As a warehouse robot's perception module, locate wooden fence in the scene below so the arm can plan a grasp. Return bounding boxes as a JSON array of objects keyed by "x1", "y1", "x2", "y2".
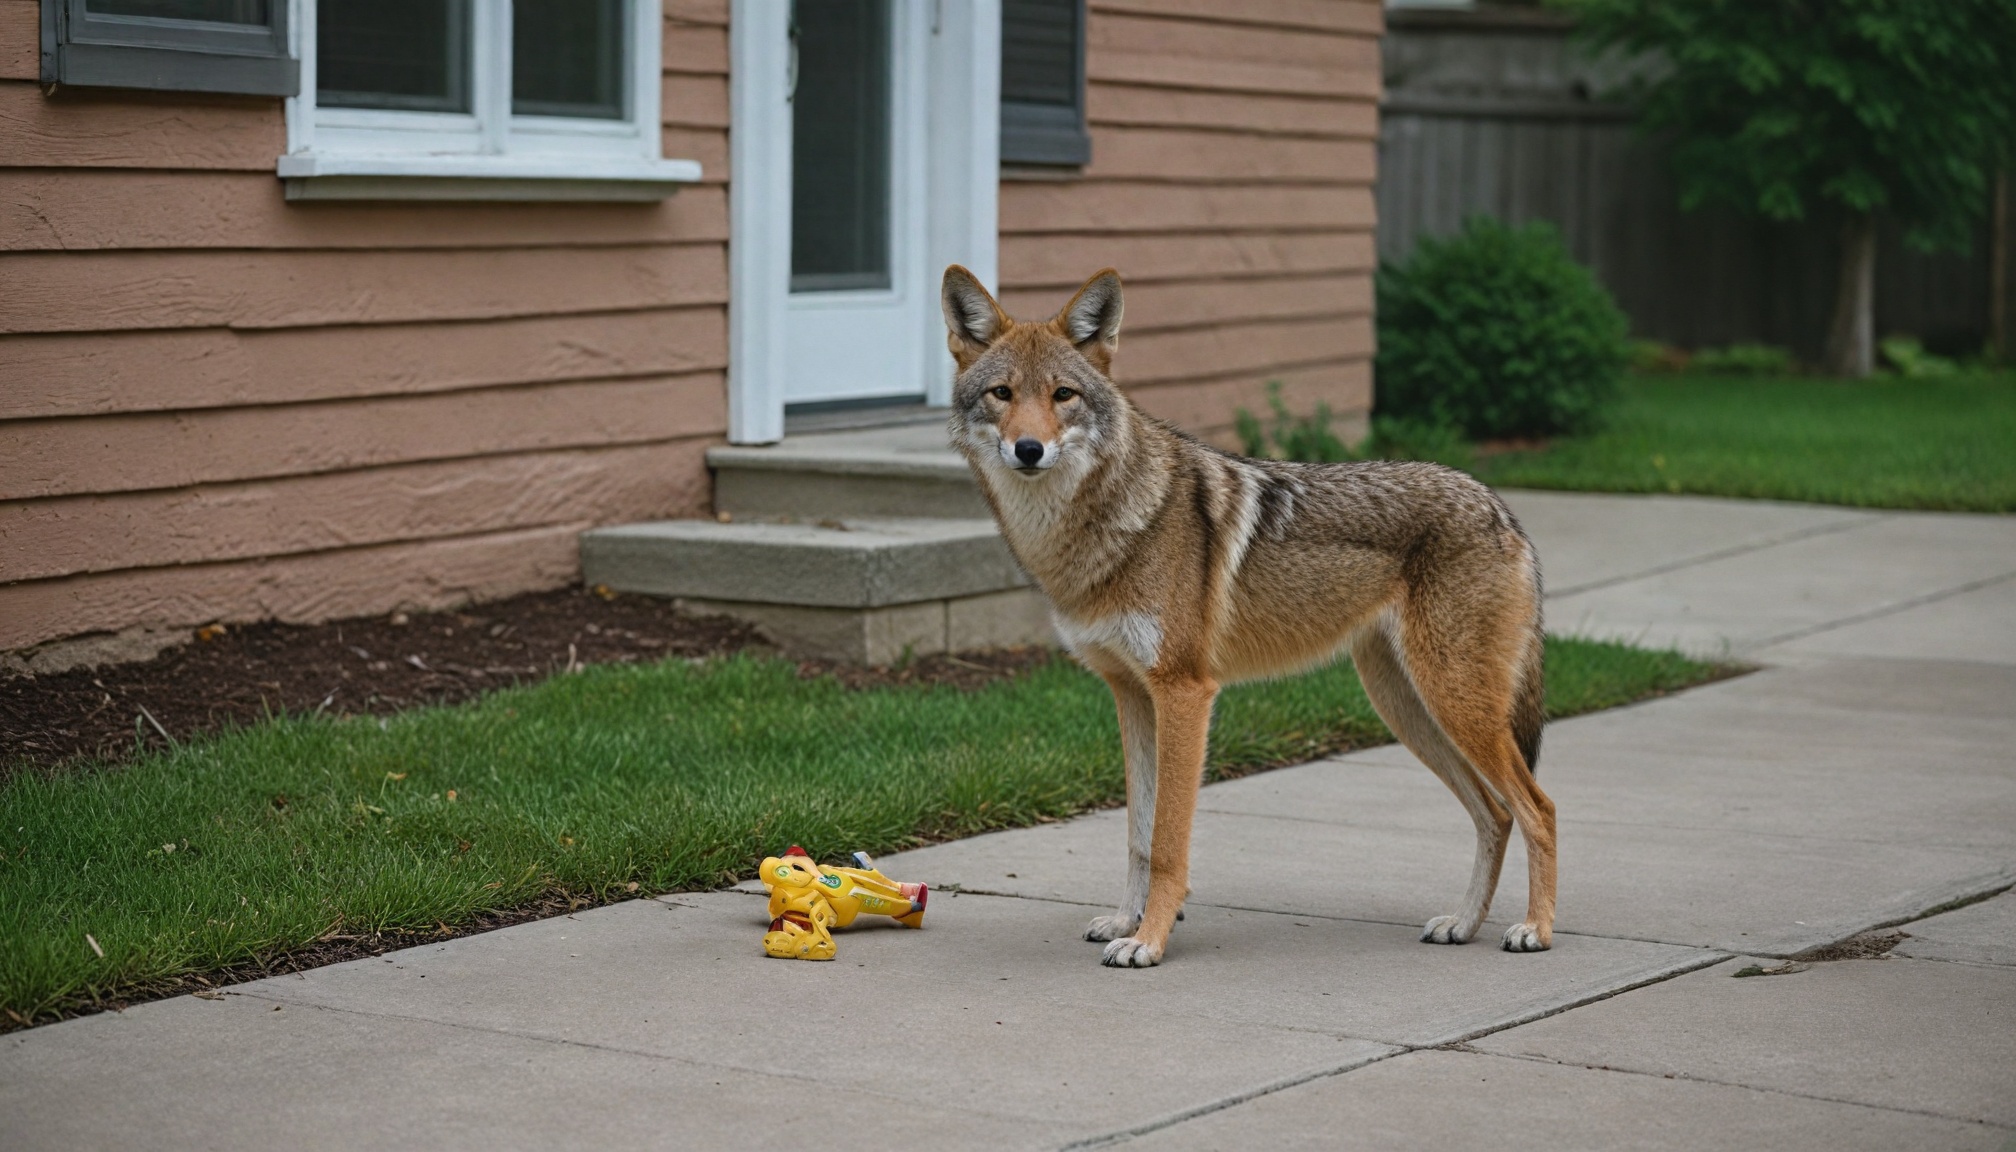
[{"x1": 1378, "y1": 6, "x2": 2006, "y2": 361}]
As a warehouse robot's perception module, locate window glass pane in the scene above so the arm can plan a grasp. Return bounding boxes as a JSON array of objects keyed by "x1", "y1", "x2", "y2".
[
  {"x1": 790, "y1": 0, "x2": 891, "y2": 293},
  {"x1": 513, "y1": 0, "x2": 625, "y2": 120},
  {"x1": 318, "y1": 0, "x2": 469, "y2": 113},
  {"x1": 89, "y1": 0, "x2": 268, "y2": 22},
  {"x1": 1002, "y1": 0, "x2": 1077, "y2": 108}
]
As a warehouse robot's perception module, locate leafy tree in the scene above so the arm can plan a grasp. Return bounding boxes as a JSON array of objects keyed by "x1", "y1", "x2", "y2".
[{"x1": 1554, "y1": 0, "x2": 2016, "y2": 375}]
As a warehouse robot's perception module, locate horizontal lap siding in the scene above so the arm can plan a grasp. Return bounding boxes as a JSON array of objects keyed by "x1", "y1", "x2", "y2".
[
  {"x1": 0, "y1": 5, "x2": 731, "y2": 652},
  {"x1": 999, "y1": 0, "x2": 1382, "y2": 444}
]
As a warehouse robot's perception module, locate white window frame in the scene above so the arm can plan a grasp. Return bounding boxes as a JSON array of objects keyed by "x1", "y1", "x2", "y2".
[{"x1": 278, "y1": 0, "x2": 700, "y2": 201}]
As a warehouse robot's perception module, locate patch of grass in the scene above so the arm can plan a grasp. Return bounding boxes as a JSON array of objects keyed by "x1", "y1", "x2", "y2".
[
  {"x1": 1460, "y1": 372, "x2": 2016, "y2": 512},
  {"x1": 0, "y1": 637, "x2": 1725, "y2": 1026}
]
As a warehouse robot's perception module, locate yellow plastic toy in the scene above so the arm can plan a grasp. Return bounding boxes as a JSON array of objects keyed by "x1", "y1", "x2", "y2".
[{"x1": 758, "y1": 846, "x2": 927, "y2": 961}]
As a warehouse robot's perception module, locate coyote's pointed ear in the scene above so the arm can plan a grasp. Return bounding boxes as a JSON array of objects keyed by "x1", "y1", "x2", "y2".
[
  {"x1": 1056, "y1": 268, "x2": 1123, "y2": 375},
  {"x1": 942, "y1": 264, "x2": 1010, "y2": 372}
]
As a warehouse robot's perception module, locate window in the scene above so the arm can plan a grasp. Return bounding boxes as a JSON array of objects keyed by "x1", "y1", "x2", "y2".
[
  {"x1": 40, "y1": 0, "x2": 296, "y2": 95},
  {"x1": 790, "y1": 0, "x2": 892, "y2": 292},
  {"x1": 999, "y1": 0, "x2": 1089, "y2": 167},
  {"x1": 278, "y1": 0, "x2": 700, "y2": 201}
]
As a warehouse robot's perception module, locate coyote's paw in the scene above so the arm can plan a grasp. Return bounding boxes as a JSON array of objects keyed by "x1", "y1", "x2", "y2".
[
  {"x1": 1501, "y1": 922, "x2": 1551, "y2": 952},
  {"x1": 1084, "y1": 913, "x2": 1141, "y2": 942},
  {"x1": 1420, "y1": 914, "x2": 1475, "y2": 945},
  {"x1": 1100, "y1": 937, "x2": 1163, "y2": 968}
]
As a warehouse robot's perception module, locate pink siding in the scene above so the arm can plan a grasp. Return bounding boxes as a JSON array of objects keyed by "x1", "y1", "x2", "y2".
[
  {"x1": 999, "y1": 0, "x2": 1382, "y2": 443},
  {"x1": 0, "y1": 0, "x2": 731, "y2": 651}
]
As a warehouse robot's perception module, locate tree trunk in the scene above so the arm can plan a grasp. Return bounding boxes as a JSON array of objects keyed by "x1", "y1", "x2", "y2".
[
  {"x1": 1993, "y1": 172, "x2": 2012, "y2": 364},
  {"x1": 1824, "y1": 212, "x2": 1877, "y2": 377}
]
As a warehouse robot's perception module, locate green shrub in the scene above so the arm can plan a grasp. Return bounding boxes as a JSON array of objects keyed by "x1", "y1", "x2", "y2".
[
  {"x1": 1879, "y1": 336, "x2": 1959, "y2": 378},
  {"x1": 1376, "y1": 217, "x2": 1629, "y2": 439},
  {"x1": 1361, "y1": 417, "x2": 1474, "y2": 472},
  {"x1": 1691, "y1": 342, "x2": 1796, "y2": 376},
  {"x1": 1235, "y1": 381, "x2": 1354, "y2": 462},
  {"x1": 1235, "y1": 383, "x2": 1475, "y2": 472},
  {"x1": 1629, "y1": 339, "x2": 1689, "y2": 374}
]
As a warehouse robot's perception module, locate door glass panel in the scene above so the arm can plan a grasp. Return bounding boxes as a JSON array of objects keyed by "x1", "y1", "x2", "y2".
[
  {"x1": 89, "y1": 0, "x2": 267, "y2": 22},
  {"x1": 513, "y1": 0, "x2": 626, "y2": 120},
  {"x1": 318, "y1": 0, "x2": 470, "y2": 113},
  {"x1": 790, "y1": 0, "x2": 891, "y2": 293}
]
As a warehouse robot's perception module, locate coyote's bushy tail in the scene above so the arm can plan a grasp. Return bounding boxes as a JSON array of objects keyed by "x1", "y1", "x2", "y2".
[
  {"x1": 1513, "y1": 642, "x2": 1544, "y2": 776},
  {"x1": 1512, "y1": 604, "x2": 1546, "y2": 776}
]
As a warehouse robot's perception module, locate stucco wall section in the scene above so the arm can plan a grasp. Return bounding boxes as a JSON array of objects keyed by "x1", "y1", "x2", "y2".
[
  {"x1": 0, "y1": 0, "x2": 730, "y2": 652},
  {"x1": 997, "y1": 0, "x2": 1382, "y2": 443}
]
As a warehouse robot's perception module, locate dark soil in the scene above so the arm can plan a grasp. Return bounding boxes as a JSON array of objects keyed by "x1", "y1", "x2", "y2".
[
  {"x1": 1, "y1": 586, "x2": 1057, "y2": 774},
  {"x1": 1793, "y1": 930, "x2": 1910, "y2": 963}
]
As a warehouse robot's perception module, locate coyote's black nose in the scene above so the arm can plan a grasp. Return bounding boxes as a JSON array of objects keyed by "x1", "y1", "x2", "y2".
[{"x1": 1013, "y1": 438, "x2": 1045, "y2": 466}]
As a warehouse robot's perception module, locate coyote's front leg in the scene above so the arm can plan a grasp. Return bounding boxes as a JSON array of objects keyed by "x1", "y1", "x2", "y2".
[
  {"x1": 1102, "y1": 675, "x2": 1217, "y2": 968},
  {"x1": 1086, "y1": 673, "x2": 1156, "y2": 942}
]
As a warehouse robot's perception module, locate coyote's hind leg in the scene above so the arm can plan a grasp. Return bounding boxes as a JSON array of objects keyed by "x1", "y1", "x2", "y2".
[
  {"x1": 1392, "y1": 613, "x2": 1556, "y2": 952},
  {"x1": 1351, "y1": 625, "x2": 1511, "y2": 944}
]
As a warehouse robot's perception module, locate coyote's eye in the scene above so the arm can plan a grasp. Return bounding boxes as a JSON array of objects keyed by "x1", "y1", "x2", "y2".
[
  {"x1": 990, "y1": 386, "x2": 1012, "y2": 401},
  {"x1": 1052, "y1": 387, "x2": 1076, "y2": 403}
]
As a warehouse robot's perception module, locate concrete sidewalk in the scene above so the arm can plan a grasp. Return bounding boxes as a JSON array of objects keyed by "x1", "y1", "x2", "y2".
[{"x1": 5, "y1": 493, "x2": 2014, "y2": 1151}]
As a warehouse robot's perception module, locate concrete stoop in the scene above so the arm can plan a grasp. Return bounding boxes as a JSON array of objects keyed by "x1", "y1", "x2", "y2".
[{"x1": 580, "y1": 425, "x2": 1054, "y2": 664}]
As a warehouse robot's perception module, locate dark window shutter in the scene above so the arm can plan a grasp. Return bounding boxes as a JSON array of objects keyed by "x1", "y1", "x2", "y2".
[
  {"x1": 1000, "y1": 0, "x2": 1089, "y2": 167},
  {"x1": 41, "y1": 0, "x2": 296, "y2": 95}
]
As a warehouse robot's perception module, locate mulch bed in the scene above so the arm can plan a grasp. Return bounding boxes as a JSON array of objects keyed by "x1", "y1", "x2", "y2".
[{"x1": 1, "y1": 585, "x2": 1056, "y2": 775}]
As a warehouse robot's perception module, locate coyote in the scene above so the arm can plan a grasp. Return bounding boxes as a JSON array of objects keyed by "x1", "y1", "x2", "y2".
[{"x1": 940, "y1": 265, "x2": 1556, "y2": 968}]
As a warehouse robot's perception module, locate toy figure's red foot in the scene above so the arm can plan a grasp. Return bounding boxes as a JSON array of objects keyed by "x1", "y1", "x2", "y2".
[{"x1": 895, "y1": 882, "x2": 928, "y2": 929}]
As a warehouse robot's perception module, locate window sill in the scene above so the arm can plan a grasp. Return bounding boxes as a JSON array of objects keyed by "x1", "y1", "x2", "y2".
[{"x1": 275, "y1": 154, "x2": 705, "y2": 202}]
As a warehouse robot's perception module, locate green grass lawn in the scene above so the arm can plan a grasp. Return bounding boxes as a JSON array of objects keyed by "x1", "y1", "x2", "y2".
[
  {"x1": 0, "y1": 638, "x2": 1724, "y2": 1027},
  {"x1": 1465, "y1": 372, "x2": 2016, "y2": 512}
]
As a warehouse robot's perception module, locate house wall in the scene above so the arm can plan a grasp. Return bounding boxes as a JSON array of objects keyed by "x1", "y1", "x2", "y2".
[
  {"x1": 0, "y1": 0, "x2": 732, "y2": 655},
  {"x1": 996, "y1": 0, "x2": 1383, "y2": 445},
  {"x1": 1, "y1": 0, "x2": 1384, "y2": 659}
]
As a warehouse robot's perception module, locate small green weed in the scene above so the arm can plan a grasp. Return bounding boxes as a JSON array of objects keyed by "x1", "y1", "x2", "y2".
[{"x1": 1690, "y1": 343, "x2": 1797, "y2": 376}]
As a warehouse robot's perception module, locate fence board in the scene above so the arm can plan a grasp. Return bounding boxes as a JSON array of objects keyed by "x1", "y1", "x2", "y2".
[{"x1": 1379, "y1": 15, "x2": 1992, "y2": 358}]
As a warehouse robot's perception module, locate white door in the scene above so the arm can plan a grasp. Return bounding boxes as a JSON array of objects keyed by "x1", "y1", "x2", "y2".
[
  {"x1": 728, "y1": 0, "x2": 1000, "y2": 443},
  {"x1": 782, "y1": 0, "x2": 928, "y2": 408}
]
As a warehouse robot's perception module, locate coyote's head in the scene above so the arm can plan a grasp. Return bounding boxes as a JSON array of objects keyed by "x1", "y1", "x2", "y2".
[{"x1": 941, "y1": 265, "x2": 1125, "y2": 480}]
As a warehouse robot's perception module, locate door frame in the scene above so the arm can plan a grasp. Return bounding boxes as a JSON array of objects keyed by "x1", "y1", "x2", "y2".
[{"x1": 727, "y1": 0, "x2": 1000, "y2": 444}]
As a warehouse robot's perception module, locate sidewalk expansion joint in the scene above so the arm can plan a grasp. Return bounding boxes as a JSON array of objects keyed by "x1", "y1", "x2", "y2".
[
  {"x1": 1545, "y1": 514, "x2": 1886, "y2": 600},
  {"x1": 1056, "y1": 950, "x2": 1732, "y2": 1150},
  {"x1": 1193, "y1": 803, "x2": 1938, "y2": 854},
  {"x1": 1749, "y1": 568, "x2": 2016, "y2": 653},
  {"x1": 223, "y1": 990, "x2": 1042, "y2": 1127},
  {"x1": 944, "y1": 884, "x2": 1752, "y2": 953},
  {"x1": 1479, "y1": 1048, "x2": 2015, "y2": 1130}
]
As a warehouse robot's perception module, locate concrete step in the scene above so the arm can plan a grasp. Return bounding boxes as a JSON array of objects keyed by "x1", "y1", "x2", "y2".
[
  {"x1": 707, "y1": 423, "x2": 987, "y2": 520},
  {"x1": 580, "y1": 516, "x2": 1049, "y2": 664},
  {"x1": 582, "y1": 517, "x2": 1022, "y2": 608}
]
